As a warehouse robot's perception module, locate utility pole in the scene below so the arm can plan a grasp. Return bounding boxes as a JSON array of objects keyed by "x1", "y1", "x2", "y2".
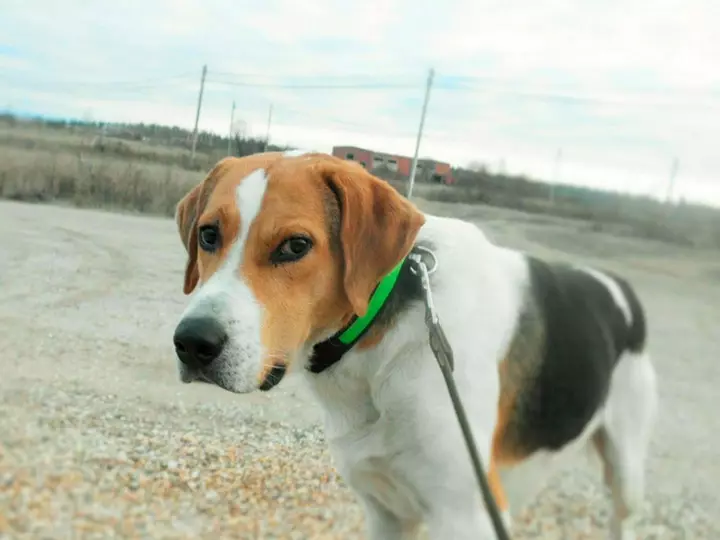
[
  {"x1": 407, "y1": 68, "x2": 435, "y2": 199},
  {"x1": 98, "y1": 122, "x2": 107, "y2": 146},
  {"x1": 665, "y1": 157, "x2": 680, "y2": 204},
  {"x1": 263, "y1": 103, "x2": 273, "y2": 152},
  {"x1": 227, "y1": 100, "x2": 236, "y2": 156},
  {"x1": 550, "y1": 148, "x2": 562, "y2": 205},
  {"x1": 190, "y1": 64, "x2": 207, "y2": 162}
]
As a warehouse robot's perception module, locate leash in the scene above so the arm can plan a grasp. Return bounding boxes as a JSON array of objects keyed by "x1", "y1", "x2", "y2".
[{"x1": 407, "y1": 247, "x2": 513, "y2": 540}]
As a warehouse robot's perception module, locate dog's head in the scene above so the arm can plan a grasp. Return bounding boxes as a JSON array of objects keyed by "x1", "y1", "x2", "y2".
[{"x1": 172, "y1": 152, "x2": 425, "y2": 392}]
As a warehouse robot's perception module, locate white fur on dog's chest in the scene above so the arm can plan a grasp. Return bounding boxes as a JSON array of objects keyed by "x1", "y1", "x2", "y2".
[
  {"x1": 307, "y1": 326, "x2": 435, "y2": 521},
  {"x1": 304, "y1": 214, "x2": 531, "y2": 528},
  {"x1": 327, "y1": 415, "x2": 428, "y2": 521}
]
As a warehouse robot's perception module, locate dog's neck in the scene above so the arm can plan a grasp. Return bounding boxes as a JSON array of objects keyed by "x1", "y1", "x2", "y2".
[
  {"x1": 346, "y1": 252, "x2": 426, "y2": 350},
  {"x1": 309, "y1": 243, "x2": 429, "y2": 370},
  {"x1": 302, "y1": 243, "x2": 432, "y2": 436}
]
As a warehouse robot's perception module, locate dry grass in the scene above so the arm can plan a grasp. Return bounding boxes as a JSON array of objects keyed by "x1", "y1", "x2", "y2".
[
  {"x1": 387, "y1": 180, "x2": 720, "y2": 250},
  {"x1": 1, "y1": 122, "x2": 719, "y2": 250},
  {"x1": 0, "y1": 125, "x2": 219, "y2": 172},
  {"x1": 0, "y1": 146, "x2": 200, "y2": 217}
]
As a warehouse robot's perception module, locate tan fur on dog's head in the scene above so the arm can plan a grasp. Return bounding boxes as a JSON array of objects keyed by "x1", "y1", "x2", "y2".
[
  {"x1": 174, "y1": 152, "x2": 425, "y2": 390},
  {"x1": 174, "y1": 153, "x2": 286, "y2": 295}
]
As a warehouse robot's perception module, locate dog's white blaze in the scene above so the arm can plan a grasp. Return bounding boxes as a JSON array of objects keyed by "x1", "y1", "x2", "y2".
[
  {"x1": 235, "y1": 168, "x2": 269, "y2": 248},
  {"x1": 579, "y1": 267, "x2": 633, "y2": 326},
  {"x1": 178, "y1": 168, "x2": 269, "y2": 391}
]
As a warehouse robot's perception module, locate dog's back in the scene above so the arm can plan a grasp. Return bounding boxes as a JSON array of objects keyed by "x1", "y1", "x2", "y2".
[
  {"x1": 498, "y1": 258, "x2": 646, "y2": 454},
  {"x1": 493, "y1": 254, "x2": 657, "y2": 539}
]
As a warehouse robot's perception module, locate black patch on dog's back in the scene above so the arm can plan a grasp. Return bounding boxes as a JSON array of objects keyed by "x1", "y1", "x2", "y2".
[{"x1": 509, "y1": 257, "x2": 646, "y2": 453}]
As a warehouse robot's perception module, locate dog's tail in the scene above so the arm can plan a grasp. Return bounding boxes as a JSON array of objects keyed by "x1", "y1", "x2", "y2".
[{"x1": 613, "y1": 276, "x2": 647, "y2": 354}]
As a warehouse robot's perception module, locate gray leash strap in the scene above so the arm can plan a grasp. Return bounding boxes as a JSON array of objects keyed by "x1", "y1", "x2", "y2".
[{"x1": 408, "y1": 253, "x2": 512, "y2": 540}]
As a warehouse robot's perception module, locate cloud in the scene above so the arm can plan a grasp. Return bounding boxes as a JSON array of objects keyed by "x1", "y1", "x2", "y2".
[{"x1": 1, "y1": 0, "x2": 719, "y2": 204}]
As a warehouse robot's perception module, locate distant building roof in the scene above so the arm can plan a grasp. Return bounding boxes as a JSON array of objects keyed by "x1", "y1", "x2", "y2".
[{"x1": 332, "y1": 145, "x2": 449, "y2": 165}]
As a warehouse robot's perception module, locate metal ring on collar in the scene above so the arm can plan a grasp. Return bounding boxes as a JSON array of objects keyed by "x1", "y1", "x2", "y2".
[{"x1": 409, "y1": 245, "x2": 439, "y2": 276}]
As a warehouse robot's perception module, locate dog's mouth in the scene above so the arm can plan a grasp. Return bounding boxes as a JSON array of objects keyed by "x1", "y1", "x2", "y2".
[
  {"x1": 258, "y1": 363, "x2": 287, "y2": 392},
  {"x1": 179, "y1": 366, "x2": 213, "y2": 385},
  {"x1": 194, "y1": 373, "x2": 214, "y2": 384},
  {"x1": 178, "y1": 361, "x2": 286, "y2": 392}
]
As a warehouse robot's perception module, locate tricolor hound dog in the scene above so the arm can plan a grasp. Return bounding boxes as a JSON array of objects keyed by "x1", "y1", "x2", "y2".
[{"x1": 172, "y1": 151, "x2": 658, "y2": 540}]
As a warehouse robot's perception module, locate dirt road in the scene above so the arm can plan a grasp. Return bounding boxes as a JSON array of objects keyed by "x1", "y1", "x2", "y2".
[{"x1": 1, "y1": 199, "x2": 719, "y2": 539}]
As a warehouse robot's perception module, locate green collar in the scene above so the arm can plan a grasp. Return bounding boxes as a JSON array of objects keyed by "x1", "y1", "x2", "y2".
[
  {"x1": 307, "y1": 257, "x2": 406, "y2": 373},
  {"x1": 338, "y1": 259, "x2": 405, "y2": 344}
]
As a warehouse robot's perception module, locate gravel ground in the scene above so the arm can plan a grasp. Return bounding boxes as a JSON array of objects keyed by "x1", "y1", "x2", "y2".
[{"x1": 1, "y1": 199, "x2": 719, "y2": 539}]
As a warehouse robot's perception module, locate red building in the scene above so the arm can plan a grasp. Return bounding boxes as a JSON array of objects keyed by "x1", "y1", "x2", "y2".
[{"x1": 332, "y1": 145, "x2": 454, "y2": 185}]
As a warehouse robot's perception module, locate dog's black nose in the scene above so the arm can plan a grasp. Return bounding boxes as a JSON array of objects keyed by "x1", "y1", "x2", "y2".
[{"x1": 173, "y1": 317, "x2": 227, "y2": 368}]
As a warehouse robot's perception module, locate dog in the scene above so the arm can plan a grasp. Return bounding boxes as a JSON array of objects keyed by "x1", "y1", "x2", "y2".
[{"x1": 172, "y1": 151, "x2": 658, "y2": 540}]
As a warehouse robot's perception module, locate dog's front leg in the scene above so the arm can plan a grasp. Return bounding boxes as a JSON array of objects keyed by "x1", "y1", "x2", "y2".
[
  {"x1": 361, "y1": 495, "x2": 421, "y2": 540},
  {"x1": 425, "y1": 504, "x2": 500, "y2": 540}
]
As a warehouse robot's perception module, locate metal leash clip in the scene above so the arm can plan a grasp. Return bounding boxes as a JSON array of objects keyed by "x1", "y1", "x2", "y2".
[
  {"x1": 408, "y1": 246, "x2": 512, "y2": 540},
  {"x1": 409, "y1": 250, "x2": 454, "y2": 372}
]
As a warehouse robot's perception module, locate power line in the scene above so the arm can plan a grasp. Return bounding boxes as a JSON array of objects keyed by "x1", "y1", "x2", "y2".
[
  {"x1": 0, "y1": 72, "x2": 195, "y2": 91},
  {"x1": 201, "y1": 81, "x2": 720, "y2": 111},
  {"x1": 432, "y1": 83, "x2": 720, "y2": 109},
  {"x1": 4, "y1": 61, "x2": 719, "y2": 101},
  {"x1": 0, "y1": 79, "x2": 196, "y2": 100},
  {"x1": 261, "y1": 105, "x2": 419, "y2": 138},
  {"x1": 5, "y1": 68, "x2": 719, "y2": 110},
  {"x1": 210, "y1": 69, "x2": 421, "y2": 82},
  {"x1": 207, "y1": 70, "x2": 720, "y2": 100},
  {"x1": 205, "y1": 68, "x2": 720, "y2": 104},
  {"x1": 205, "y1": 78, "x2": 416, "y2": 90}
]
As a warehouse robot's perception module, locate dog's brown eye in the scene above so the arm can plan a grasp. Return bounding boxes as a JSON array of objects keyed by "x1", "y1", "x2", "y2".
[
  {"x1": 270, "y1": 235, "x2": 313, "y2": 264},
  {"x1": 198, "y1": 225, "x2": 221, "y2": 252}
]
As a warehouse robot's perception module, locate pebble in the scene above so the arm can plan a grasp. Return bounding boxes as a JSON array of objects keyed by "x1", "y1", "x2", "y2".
[{"x1": 0, "y1": 386, "x2": 717, "y2": 539}]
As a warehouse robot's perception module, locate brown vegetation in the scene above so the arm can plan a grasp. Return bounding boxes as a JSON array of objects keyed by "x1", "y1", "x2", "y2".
[
  {"x1": 0, "y1": 116, "x2": 289, "y2": 217},
  {"x1": 1, "y1": 115, "x2": 719, "y2": 249},
  {"x1": 385, "y1": 179, "x2": 720, "y2": 249},
  {"x1": 0, "y1": 146, "x2": 198, "y2": 216}
]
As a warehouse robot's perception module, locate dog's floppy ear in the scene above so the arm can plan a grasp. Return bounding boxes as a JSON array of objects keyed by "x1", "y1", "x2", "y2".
[
  {"x1": 175, "y1": 160, "x2": 228, "y2": 294},
  {"x1": 320, "y1": 160, "x2": 426, "y2": 316},
  {"x1": 174, "y1": 182, "x2": 203, "y2": 295}
]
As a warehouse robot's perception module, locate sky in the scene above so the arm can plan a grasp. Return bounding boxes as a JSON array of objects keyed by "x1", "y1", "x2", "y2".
[{"x1": 1, "y1": 0, "x2": 719, "y2": 206}]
